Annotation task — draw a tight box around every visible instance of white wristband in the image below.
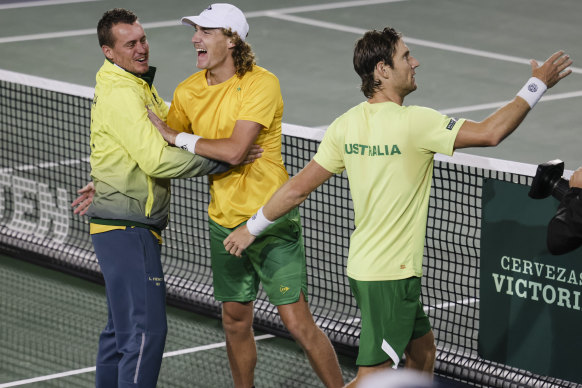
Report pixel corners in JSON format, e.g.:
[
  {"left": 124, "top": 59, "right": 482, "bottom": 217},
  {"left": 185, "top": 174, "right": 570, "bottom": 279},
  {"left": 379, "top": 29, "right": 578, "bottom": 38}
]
[
  {"left": 516, "top": 77, "right": 547, "bottom": 108},
  {"left": 246, "top": 207, "right": 274, "bottom": 236},
  {"left": 175, "top": 132, "right": 201, "bottom": 154}
]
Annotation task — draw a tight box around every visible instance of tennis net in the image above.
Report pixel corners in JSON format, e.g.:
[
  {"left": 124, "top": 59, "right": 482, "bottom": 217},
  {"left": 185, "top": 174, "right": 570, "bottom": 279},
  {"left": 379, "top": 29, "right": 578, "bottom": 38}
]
[{"left": 0, "top": 69, "right": 577, "bottom": 388}]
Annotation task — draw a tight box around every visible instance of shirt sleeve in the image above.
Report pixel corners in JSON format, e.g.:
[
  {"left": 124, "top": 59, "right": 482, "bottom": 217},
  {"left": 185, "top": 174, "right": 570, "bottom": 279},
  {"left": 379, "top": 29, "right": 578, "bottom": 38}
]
[
  {"left": 313, "top": 118, "right": 345, "bottom": 174},
  {"left": 167, "top": 87, "right": 193, "bottom": 134},
  {"left": 407, "top": 106, "right": 464, "bottom": 156},
  {"left": 237, "top": 72, "right": 281, "bottom": 129},
  {"left": 547, "top": 187, "right": 582, "bottom": 255}
]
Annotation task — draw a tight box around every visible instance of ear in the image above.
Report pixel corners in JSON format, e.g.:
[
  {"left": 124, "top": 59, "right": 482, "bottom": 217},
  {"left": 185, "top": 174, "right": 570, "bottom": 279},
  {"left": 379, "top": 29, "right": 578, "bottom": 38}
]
[
  {"left": 226, "top": 38, "right": 235, "bottom": 49},
  {"left": 102, "top": 45, "right": 114, "bottom": 61},
  {"left": 375, "top": 61, "right": 389, "bottom": 79}
]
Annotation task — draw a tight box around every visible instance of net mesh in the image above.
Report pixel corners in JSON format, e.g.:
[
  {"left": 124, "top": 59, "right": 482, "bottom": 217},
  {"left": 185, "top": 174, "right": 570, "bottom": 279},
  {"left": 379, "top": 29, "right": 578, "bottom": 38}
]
[
  {"left": 0, "top": 71, "right": 579, "bottom": 387},
  {"left": 0, "top": 255, "right": 359, "bottom": 387}
]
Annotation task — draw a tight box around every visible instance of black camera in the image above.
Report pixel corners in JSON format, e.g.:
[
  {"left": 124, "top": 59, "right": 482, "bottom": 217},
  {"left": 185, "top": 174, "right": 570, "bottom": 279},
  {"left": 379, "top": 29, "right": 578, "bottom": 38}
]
[{"left": 528, "top": 159, "right": 570, "bottom": 201}]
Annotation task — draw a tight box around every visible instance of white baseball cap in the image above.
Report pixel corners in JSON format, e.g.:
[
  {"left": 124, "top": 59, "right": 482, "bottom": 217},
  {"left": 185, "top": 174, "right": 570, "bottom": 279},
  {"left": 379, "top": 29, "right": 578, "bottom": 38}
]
[{"left": 181, "top": 3, "right": 249, "bottom": 41}]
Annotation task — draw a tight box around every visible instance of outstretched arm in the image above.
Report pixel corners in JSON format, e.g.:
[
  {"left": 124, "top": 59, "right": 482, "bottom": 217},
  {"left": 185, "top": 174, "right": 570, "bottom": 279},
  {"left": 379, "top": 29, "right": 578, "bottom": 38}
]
[
  {"left": 223, "top": 160, "right": 334, "bottom": 257},
  {"left": 454, "top": 51, "right": 572, "bottom": 149}
]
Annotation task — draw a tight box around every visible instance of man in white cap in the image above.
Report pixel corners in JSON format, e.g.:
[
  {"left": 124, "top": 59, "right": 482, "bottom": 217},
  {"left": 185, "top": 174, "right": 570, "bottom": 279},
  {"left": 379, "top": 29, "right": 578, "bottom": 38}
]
[{"left": 147, "top": 3, "right": 344, "bottom": 388}]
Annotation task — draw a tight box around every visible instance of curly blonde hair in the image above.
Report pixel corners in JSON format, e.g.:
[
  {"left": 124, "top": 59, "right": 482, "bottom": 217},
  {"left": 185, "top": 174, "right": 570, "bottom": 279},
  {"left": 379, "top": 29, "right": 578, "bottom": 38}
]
[{"left": 223, "top": 28, "right": 255, "bottom": 77}]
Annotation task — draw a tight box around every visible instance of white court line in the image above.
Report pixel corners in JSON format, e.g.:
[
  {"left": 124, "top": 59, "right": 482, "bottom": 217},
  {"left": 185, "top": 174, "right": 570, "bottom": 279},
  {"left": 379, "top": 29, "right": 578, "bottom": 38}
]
[
  {"left": 0, "top": 21, "right": 184, "bottom": 44},
  {"left": 264, "top": 12, "right": 582, "bottom": 75},
  {"left": 339, "top": 297, "right": 480, "bottom": 324},
  {"left": 0, "top": 0, "right": 401, "bottom": 44},
  {"left": 0, "top": 0, "right": 101, "bottom": 10},
  {"left": 1, "top": 0, "right": 581, "bottom": 129},
  {"left": 1, "top": 63, "right": 580, "bottom": 144},
  {"left": 439, "top": 90, "right": 582, "bottom": 115},
  {"left": 424, "top": 298, "right": 479, "bottom": 312},
  {"left": 0, "top": 367, "right": 97, "bottom": 388},
  {"left": 2, "top": 0, "right": 581, "bottom": 74},
  {"left": 0, "top": 334, "right": 275, "bottom": 387},
  {"left": 162, "top": 334, "right": 274, "bottom": 358},
  {"left": 0, "top": 29, "right": 94, "bottom": 44},
  {"left": 245, "top": 0, "right": 407, "bottom": 16},
  {"left": 1, "top": 157, "right": 90, "bottom": 174},
  {"left": 265, "top": 12, "right": 366, "bottom": 35}
]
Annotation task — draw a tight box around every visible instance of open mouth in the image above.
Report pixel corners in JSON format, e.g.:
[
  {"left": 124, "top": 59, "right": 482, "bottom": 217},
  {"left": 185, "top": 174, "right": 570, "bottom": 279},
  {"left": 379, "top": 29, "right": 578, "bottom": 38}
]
[
  {"left": 136, "top": 56, "right": 148, "bottom": 63},
  {"left": 196, "top": 48, "right": 207, "bottom": 55}
]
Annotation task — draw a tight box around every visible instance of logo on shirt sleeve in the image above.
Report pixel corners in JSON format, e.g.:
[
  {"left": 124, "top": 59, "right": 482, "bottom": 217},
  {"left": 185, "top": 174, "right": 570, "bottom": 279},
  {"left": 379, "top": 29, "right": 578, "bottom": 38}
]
[{"left": 446, "top": 118, "right": 458, "bottom": 130}]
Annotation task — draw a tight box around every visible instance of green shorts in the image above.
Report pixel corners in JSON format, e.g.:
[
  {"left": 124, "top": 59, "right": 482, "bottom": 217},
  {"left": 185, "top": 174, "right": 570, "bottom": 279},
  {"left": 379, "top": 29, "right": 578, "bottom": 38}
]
[
  {"left": 349, "top": 276, "right": 431, "bottom": 367},
  {"left": 209, "top": 208, "right": 308, "bottom": 306}
]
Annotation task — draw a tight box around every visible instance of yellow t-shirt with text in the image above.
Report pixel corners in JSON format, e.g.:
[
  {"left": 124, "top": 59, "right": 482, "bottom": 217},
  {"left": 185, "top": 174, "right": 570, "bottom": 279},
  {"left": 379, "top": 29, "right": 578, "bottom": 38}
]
[{"left": 313, "top": 101, "right": 463, "bottom": 281}]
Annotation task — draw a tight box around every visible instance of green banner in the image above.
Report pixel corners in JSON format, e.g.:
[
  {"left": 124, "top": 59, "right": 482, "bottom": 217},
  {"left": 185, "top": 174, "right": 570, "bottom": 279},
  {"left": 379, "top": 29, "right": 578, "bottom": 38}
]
[{"left": 480, "top": 178, "right": 582, "bottom": 383}]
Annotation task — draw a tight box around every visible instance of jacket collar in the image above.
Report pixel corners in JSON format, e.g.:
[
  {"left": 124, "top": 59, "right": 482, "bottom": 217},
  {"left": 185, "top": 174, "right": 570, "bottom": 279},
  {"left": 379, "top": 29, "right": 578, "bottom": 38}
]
[{"left": 104, "top": 58, "right": 157, "bottom": 87}]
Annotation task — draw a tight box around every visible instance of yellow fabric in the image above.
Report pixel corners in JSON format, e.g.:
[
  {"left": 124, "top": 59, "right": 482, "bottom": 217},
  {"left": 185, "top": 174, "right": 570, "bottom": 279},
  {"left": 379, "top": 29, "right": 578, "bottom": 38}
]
[
  {"left": 90, "top": 223, "right": 126, "bottom": 234},
  {"left": 89, "top": 223, "right": 162, "bottom": 244},
  {"left": 313, "top": 102, "right": 463, "bottom": 281},
  {"left": 145, "top": 177, "right": 154, "bottom": 217},
  {"left": 88, "top": 60, "right": 223, "bottom": 231},
  {"left": 168, "top": 66, "right": 288, "bottom": 228}
]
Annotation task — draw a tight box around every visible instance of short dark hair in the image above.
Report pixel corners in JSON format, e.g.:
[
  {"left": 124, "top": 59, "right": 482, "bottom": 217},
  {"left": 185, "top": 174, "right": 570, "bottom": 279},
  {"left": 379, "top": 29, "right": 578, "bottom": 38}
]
[
  {"left": 353, "top": 27, "right": 402, "bottom": 98},
  {"left": 97, "top": 8, "right": 138, "bottom": 48}
]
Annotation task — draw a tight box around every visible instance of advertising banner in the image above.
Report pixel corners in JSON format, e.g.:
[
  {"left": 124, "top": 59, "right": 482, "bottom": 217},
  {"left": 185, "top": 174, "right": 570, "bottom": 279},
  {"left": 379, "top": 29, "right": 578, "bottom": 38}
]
[{"left": 480, "top": 178, "right": 582, "bottom": 383}]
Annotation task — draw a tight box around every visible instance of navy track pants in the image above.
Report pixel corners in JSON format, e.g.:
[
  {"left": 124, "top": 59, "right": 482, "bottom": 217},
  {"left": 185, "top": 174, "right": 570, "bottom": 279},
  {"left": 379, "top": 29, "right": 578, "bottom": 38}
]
[{"left": 92, "top": 227, "right": 167, "bottom": 388}]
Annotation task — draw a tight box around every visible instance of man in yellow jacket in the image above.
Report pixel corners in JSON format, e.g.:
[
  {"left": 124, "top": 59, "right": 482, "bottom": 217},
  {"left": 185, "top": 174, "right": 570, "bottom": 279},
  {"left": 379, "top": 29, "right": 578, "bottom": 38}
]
[{"left": 74, "top": 9, "right": 228, "bottom": 388}]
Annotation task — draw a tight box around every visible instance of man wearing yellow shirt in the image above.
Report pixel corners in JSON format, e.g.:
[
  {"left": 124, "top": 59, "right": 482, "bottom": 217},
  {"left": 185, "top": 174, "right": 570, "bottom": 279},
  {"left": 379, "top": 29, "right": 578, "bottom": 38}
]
[
  {"left": 148, "top": 4, "right": 343, "bottom": 388},
  {"left": 223, "top": 27, "right": 572, "bottom": 386}
]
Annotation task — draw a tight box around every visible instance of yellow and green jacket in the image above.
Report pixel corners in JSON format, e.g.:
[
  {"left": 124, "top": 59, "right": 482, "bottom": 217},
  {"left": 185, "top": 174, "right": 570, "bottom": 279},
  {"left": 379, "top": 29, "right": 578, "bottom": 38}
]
[{"left": 86, "top": 60, "right": 226, "bottom": 232}]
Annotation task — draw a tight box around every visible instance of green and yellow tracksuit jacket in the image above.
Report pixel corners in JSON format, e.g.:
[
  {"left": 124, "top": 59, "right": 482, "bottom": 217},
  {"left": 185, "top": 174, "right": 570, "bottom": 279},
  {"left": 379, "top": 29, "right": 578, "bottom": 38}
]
[{"left": 86, "top": 60, "right": 226, "bottom": 233}]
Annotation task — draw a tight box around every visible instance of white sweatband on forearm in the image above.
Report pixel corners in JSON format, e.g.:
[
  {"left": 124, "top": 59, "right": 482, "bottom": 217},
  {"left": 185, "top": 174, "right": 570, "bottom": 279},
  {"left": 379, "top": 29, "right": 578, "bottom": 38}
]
[
  {"left": 175, "top": 132, "right": 201, "bottom": 154},
  {"left": 516, "top": 77, "right": 547, "bottom": 108},
  {"left": 246, "top": 207, "right": 274, "bottom": 236}
]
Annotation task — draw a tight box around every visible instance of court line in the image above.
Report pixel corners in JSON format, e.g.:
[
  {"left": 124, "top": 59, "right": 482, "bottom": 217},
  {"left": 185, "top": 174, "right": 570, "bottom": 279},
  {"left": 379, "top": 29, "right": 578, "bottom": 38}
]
[
  {"left": 1, "top": 66, "right": 580, "bottom": 148},
  {"left": 2, "top": 0, "right": 580, "bottom": 77},
  {"left": 0, "top": 0, "right": 101, "bottom": 10},
  {"left": 0, "top": 28, "right": 92, "bottom": 44},
  {"left": 424, "top": 298, "right": 479, "bottom": 312},
  {"left": 0, "top": 0, "right": 404, "bottom": 44},
  {"left": 339, "top": 297, "right": 480, "bottom": 325},
  {"left": 0, "top": 157, "right": 90, "bottom": 174},
  {"left": 244, "top": 0, "right": 407, "bottom": 16},
  {"left": 439, "top": 90, "right": 582, "bottom": 115},
  {"left": 0, "top": 334, "right": 275, "bottom": 387},
  {"left": 264, "top": 12, "right": 582, "bottom": 75}
]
